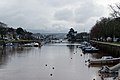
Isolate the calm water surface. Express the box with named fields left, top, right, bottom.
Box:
left=0, top=43, right=101, bottom=80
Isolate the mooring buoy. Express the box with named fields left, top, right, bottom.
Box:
left=52, top=67, right=54, bottom=69
left=81, top=54, right=82, bottom=56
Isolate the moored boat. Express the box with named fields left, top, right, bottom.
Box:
left=83, top=47, right=99, bottom=53
left=33, top=42, right=39, bottom=47
left=88, top=57, right=120, bottom=65
left=23, top=42, right=39, bottom=47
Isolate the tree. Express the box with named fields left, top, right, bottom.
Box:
left=16, top=27, right=24, bottom=35
left=90, top=3, right=120, bottom=41
left=24, top=30, right=33, bottom=40
left=90, top=17, right=120, bottom=41
left=0, top=22, right=7, bottom=39
left=0, top=22, right=7, bottom=28
left=16, top=27, right=25, bottom=40
left=109, top=3, right=120, bottom=40
left=7, top=27, right=14, bottom=32
left=0, top=27, right=7, bottom=39
left=7, top=27, right=16, bottom=40
left=66, top=28, right=77, bottom=42
left=109, top=3, right=120, bottom=18
left=90, top=17, right=112, bottom=40
left=76, top=32, right=89, bottom=42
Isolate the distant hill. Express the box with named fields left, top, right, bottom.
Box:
left=33, top=33, right=67, bottom=39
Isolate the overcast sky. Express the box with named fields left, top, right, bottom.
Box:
left=0, top=0, right=119, bottom=33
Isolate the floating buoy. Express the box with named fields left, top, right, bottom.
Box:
left=93, top=78, right=95, bottom=80
left=45, top=64, right=47, bottom=66
left=74, top=53, right=75, bottom=54
left=81, top=54, right=82, bottom=56
left=52, top=67, right=54, bottom=69
left=71, top=58, right=72, bottom=59
left=50, top=74, right=53, bottom=76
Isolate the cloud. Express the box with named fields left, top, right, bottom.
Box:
left=0, top=0, right=52, bottom=29
left=54, top=8, right=74, bottom=21
left=0, top=0, right=118, bottom=33
left=74, top=2, right=104, bottom=23
left=42, top=0, right=83, bottom=7
left=54, top=1, right=104, bottom=23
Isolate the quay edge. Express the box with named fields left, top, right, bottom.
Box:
left=90, top=40, right=120, bottom=57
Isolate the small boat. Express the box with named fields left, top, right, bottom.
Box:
left=88, top=57, right=120, bottom=65
left=98, top=65, right=110, bottom=73
left=98, top=63, right=120, bottom=79
left=79, top=41, right=91, bottom=48
left=24, top=43, right=33, bottom=47
left=6, top=43, right=14, bottom=46
left=33, top=42, right=39, bottom=47
left=81, top=46, right=92, bottom=51
left=101, top=56, right=113, bottom=60
left=23, top=42, right=39, bottom=47
left=83, top=47, right=99, bottom=53
left=98, top=65, right=118, bottom=75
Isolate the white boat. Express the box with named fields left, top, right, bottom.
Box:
left=88, top=57, right=120, bottom=65
left=83, top=47, right=99, bottom=53
left=24, top=43, right=33, bottom=47
left=33, top=42, right=39, bottom=47
left=79, top=41, right=91, bottom=48
left=23, top=42, right=39, bottom=47
left=101, top=56, right=113, bottom=60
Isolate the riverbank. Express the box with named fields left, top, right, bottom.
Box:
left=0, top=40, right=42, bottom=48
left=91, top=40, right=120, bottom=57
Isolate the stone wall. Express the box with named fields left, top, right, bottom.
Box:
left=91, top=41, right=120, bottom=57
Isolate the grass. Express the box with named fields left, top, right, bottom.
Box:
left=112, top=42, right=120, bottom=44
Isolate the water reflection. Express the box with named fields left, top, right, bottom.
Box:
left=90, top=51, right=120, bottom=59
left=0, top=49, right=7, bottom=68
left=0, top=43, right=102, bottom=80
left=0, top=47, right=35, bottom=68
left=66, top=45, right=75, bottom=54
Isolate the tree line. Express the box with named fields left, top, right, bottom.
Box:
left=66, top=28, right=89, bottom=42
left=0, top=22, right=34, bottom=40
left=90, top=3, right=120, bottom=42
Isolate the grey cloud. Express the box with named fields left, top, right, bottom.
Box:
left=0, top=0, right=114, bottom=33
left=74, top=2, right=104, bottom=23
left=42, top=0, right=84, bottom=7
left=51, top=23, right=73, bottom=33
left=0, top=0, right=52, bottom=29
left=54, top=1, right=104, bottom=23
left=54, top=9, right=73, bottom=21
left=74, top=17, right=98, bottom=33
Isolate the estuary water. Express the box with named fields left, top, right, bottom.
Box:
left=0, top=43, right=101, bottom=80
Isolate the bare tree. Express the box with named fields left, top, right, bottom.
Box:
left=109, top=3, right=120, bottom=18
